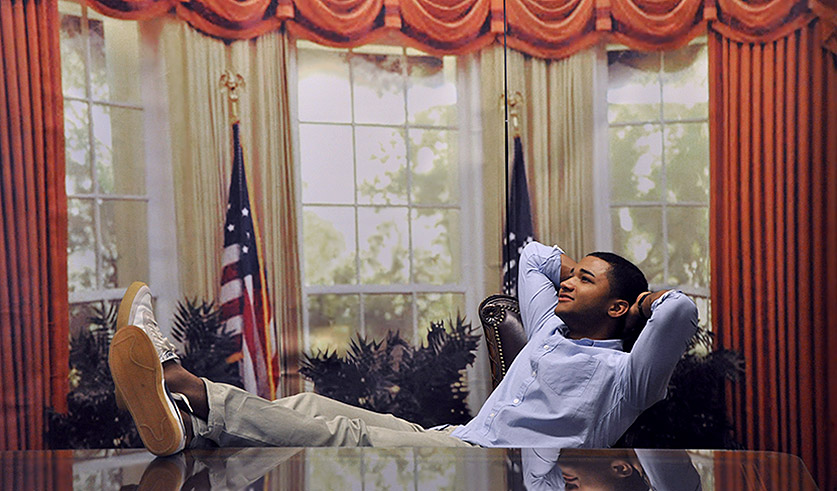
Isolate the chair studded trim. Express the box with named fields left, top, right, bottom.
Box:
left=479, top=294, right=525, bottom=389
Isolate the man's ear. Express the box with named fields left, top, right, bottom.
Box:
left=608, top=299, right=630, bottom=319
left=609, top=459, right=634, bottom=478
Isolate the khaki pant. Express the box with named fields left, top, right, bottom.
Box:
left=189, top=380, right=475, bottom=448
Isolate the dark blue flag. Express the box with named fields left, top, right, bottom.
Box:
left=502, top=136, right=535, bottom=297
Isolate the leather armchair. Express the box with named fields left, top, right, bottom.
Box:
left=478, top=294, right=528, bottom=389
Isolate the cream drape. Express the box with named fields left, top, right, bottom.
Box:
left=480, top=45, right=596, bottom=283
left=525, top=50, right=596, bottom=260
left=161, top=22, right=303, bottom=395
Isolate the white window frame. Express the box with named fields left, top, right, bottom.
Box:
left=61, top=2, right=179, bottom=329
left=593, top=40, right=711, bottom=307
left=289, top=42, right=487, bottom=401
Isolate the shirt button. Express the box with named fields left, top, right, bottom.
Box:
left=543, top=344, right=550, bottom=350
left=489, top=412, right=495, bottom=417
left=513, top=398, right=520, bottom=404
left=532, top=371, right=537, bottom=377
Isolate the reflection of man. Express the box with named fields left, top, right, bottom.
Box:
left=109, top=240, right=697, bottom=456
left=522, top=448, right=702, bottom=491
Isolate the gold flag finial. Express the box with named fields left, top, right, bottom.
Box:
left=220, top=70, right=245, bottom=122
left=500, top=91, right=524, bottom=137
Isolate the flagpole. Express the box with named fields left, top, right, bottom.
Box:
left=502, top=2, right=511, bottom=296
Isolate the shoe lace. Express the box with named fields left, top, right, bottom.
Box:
left=143, top=311, right=177, bottom=353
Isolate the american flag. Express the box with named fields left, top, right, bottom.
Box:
left=219, top=122, right=279, bottom=400
left=502, top=135, right=535, bottom=297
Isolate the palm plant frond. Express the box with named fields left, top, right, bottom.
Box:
left=300, top=314, right=480, bottom=428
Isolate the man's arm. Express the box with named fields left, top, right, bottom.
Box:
left=625, top=290, right=699, bottom=409
left=517, top=242, right=574, bottom=339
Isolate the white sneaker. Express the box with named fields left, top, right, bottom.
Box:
left=117, top=281, right=180, bottom=364
left=109, top=326, right=187, bottom=456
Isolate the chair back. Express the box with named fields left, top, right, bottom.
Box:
left=479, top=294, right=527, bottom=389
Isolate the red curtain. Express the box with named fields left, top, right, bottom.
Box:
left=709, top=13, right=837, bottom=490
left=85, top=0, right=813, bottom=58
left=0, top=0, right=69, bottom=450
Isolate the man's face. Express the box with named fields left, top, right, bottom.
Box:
left=558, top=460, right=644, bottom=491
left=554, top=255, right=616, bottom=323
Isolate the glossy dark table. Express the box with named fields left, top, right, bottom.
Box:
left=0, top=447, right=818, bottom=490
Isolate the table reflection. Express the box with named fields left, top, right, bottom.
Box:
left=0, top=447, right=818, bottom=490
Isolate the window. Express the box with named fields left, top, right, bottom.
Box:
left=60, top=2, right=177, bottom=335
left=604, top=42, right=711, bottom=324
left=295, top=42, right=477, bottom=354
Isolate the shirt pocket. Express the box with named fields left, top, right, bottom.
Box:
left=540, top=354, right=600, bottom=399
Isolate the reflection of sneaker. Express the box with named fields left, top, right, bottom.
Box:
left=109, top=325, right=186, bottom=456
left=137, top=455, right=186, bottom=491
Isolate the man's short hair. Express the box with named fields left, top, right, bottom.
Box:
left=586, top=252, right=648, bottom=352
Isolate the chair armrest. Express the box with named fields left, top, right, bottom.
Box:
left=479, top=294, right=527, bottom=389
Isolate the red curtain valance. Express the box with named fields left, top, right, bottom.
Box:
left=85, top=0, right=822, bottom=57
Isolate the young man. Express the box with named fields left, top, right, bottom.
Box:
left=109, top=241, right=697, bottom=455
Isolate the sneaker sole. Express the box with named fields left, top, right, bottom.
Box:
left=109, top=326, right=185, bottom=456
left=114, top=281, right=148, bottom=410
left=137, top=457, right=185, bottom=491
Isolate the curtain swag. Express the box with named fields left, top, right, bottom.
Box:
left=86, top=0, right=828, bottom=57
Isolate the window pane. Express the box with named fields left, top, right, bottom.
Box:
left=306, top=449, right=363, bottom=490
left=100, top=200, right=148, bottom=289
left=303, top=207, right=357, bottom=286
left=364, top=294, right=412, bottom=341
left=60, top=13, right=86, bottom=99
left=416, top=293, right=466, bottom=342
left=609, top=124, right=662, bottom=202
left=93, top=104, right=145, bottom=195
left=695, top=296, right=711, bottom=331
left=69, top=301, right=102, bottom=338
left=607, top=51, right=660, bottom=124
left=69, top=300, right=117, bottom=338
left=666, top=206, right=709, bottom=289
left=364, top=448, right=413, bottom=489
left=662, top=44, right=708, bottom=120
left=417, top=448, right=459, bottom=489
left=308, top=294, right=359, bottom=355
left=352, top=53, right=406, bottom=125
left=299, top=124, right=354, bottom=204
left=68, top=198, right=96, bottom=292
left=64, top=100, right=92, bottom=194
left=87, top=18, right=110, bottom=101
left=358, top=207, right=409, bottom=284
left=297, top=48, right=351, bottom=123
left=412, top=208, right=460, bottom=284
left=356, top=126, right=407, bottom=205
left=409, top=129, right=459, bottom=205
left=665, top=122, right=710, bottom=203
left=611, top=207, right=664, bottom=285
left=408, top=55, right=457, bottom=126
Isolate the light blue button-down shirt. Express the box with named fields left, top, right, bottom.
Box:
left=451, top=242, right=698, bottom=448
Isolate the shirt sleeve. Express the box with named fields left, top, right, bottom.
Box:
left=625, top=291, right=699, bottom=409
left=521, top=448, right=565, bottom=491
left=517, top=241, right=564, bottom=339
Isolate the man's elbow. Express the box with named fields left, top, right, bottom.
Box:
left=663, top=292, right=700, bottom=340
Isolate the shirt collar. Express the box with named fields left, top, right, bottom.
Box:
left=557, top=323, right=624, bottom=350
